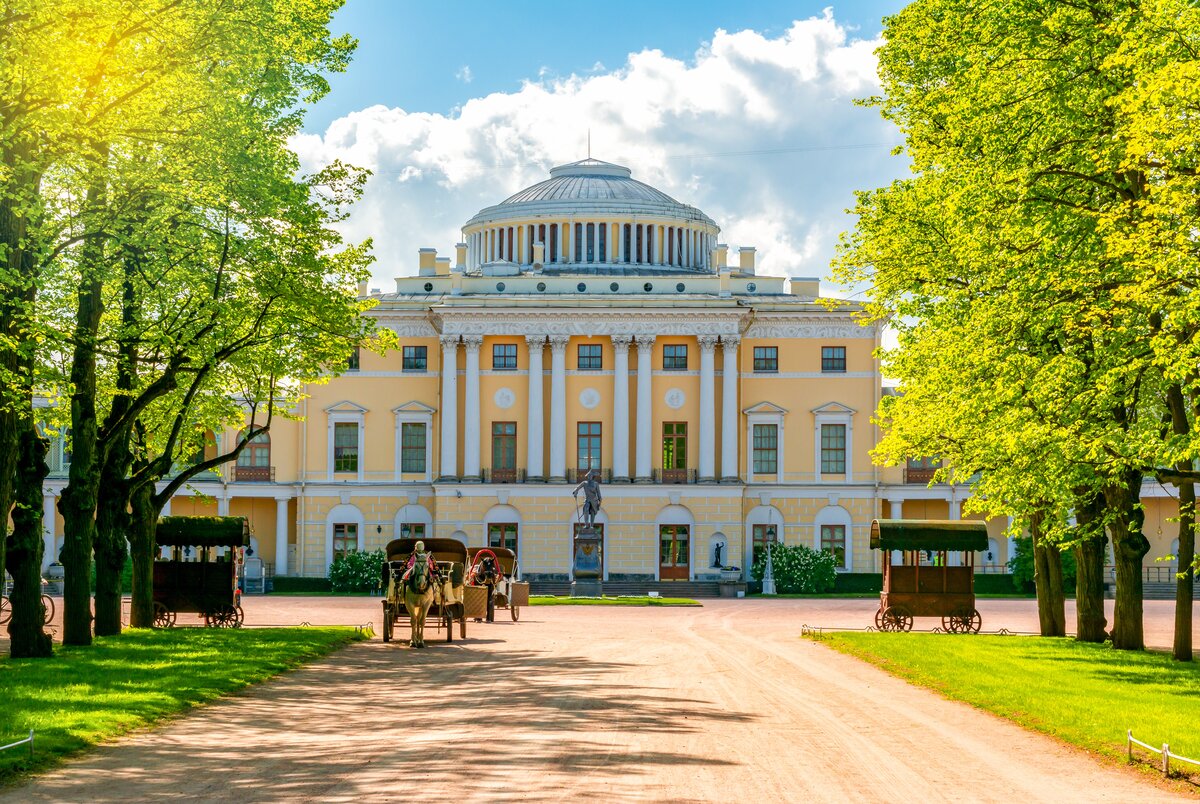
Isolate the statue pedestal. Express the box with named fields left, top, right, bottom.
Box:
left=571, top=524, right=603, bottom=597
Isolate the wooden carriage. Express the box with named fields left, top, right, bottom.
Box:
left=871, top=519, right=988, bottom=633
left=381, top=537, right=475, bottom=643
left=466, top=546, right=530, bottom=622
left=153, top=516, right=249, bottom=627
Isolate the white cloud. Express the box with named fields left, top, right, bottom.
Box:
left=291, top=10, right=906, bottom=287
left=455, top=65, right=472, bottom=84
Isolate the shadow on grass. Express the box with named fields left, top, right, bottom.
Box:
left=3, top=635, right=754, bottom=802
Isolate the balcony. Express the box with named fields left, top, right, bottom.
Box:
left=653, top=468, right=697, bottom=484
left=566, top=468, right=613, bottom=484
left=232, top=465, right=275, bottom=483
left=480, top=468, right=526, bottom=484
left=904, top=466, right=940, bottom=484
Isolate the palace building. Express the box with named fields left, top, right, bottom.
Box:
left=36, top=159, right=1186, bottom=586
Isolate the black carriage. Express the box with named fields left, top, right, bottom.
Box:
left=871, top=519, right=988, bottom=633
left=466, top=546, right=529, bottom=622
left=152, top=516, right=249, bottom=628
left=380, top=537, right=473, bottom=643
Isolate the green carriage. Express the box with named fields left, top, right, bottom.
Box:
left=153, top=516, right=249, bottom=628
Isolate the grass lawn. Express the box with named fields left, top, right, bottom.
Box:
left=0, top=627, right=363, bottom=782
left=530, top=595, right=700, bottom=606
left=817, top=632, right=1200, bottom=768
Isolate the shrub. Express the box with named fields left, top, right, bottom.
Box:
left=750, top=542, right=837, bottom=594
left=328, top=549, right=386, bottom=593
left=1008, top=536, right=1076, bottom=593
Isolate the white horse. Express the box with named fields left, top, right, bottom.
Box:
left=402, top=556, right=438, bottom=648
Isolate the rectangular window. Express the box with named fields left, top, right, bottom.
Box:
left=347, top=347, right=360, bottom=371
left=333, top=422, right=359, bottom=473
left=492, top=343, right=518, bottom=370
left=488, top=522, right=518, bottom=556
left=821, top=524, right=847, bottom=569
left=662, top=344, right=688, bottom=370
left=400, top=422, right=426, bottom=473
left=752, top=523, right=778, bottom=566
left=821, top=424, right=846, bottom=474
left=821, top=346, right=846, bottom=373
left=332, top=523, right=358, bottom=557
left=752, top=424, right=778, bottom=474
left=402, top=345, right=427, bottom=372
left=492, top=422, right=517, bottom=470
left=577, top=422, right=602, bottom=471
left=753, top=346, right=778, bottom=373
left=662, top=422, right=687, bottom=470
left=399, top=523, right=425, bottom=539
left=577, top=344, right=603, bottom=370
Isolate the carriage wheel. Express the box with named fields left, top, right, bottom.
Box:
left=879, top=606, right=913, bottom=632
left=511, top=604, right=520, bottom=622
left=873, top=607, right=883, bottom=630
left=153, top=602, right=176, bottom=628
left=944, top=607, right=981, bottom=634
left=0, top=595, right=11, bottom=625
left=230, top=605, right=245, bottom=628
left=40, top=594, right=55, bottom=625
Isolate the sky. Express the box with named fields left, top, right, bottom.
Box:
left=293, top=0, right=911, bottom=293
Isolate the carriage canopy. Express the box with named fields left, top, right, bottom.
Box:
left=156, top=516, right=250, bottom=548
left=385, top=537, right=468, bottom=565
left=869, top=519, right=988, bottom=552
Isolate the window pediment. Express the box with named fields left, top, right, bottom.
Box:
left=324, top=400, right=369, bottom=414
left=811, top=401, right=856, bottom=416
left=742, top=401, right=789, bottom=416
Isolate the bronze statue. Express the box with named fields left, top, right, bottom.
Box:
left=572, top=470, right=602, bottom=529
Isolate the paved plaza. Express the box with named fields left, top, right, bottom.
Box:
left=4, top=597, right=1192, bottom=802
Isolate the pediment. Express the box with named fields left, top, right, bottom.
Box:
left=392, top=400, right=437, bottom=415
left=324, top=400, right=369, bottom=414
left=811, top=401, right=856, bottom=416
left=742, top=401, right=789, bottom=416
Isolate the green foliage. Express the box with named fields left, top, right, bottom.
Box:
left=0, top=627, right=363, bottom=780
left=327, top=549, right=385, bottom=593
left=1007, top=537, right=1076, bottom=594
left=833, top=573, right=884, bottom=594
left=820, top=633, right=1200, bottom=764
left=750, top=543, right=837, bottom=594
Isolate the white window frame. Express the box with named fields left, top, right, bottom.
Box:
left=812, top=402, right=856, bottom=483
left=325, top=401, right=368, bottom=481
left=742, top=402, right=788, bottom=484
left=813, top=504, right=853, bottom=572
left=393, top=401, right=436, bottom=482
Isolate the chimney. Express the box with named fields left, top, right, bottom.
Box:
left=418, top=247, right=437, bottom=277
left=435, top=256, right=451, bottom=276
left=357, top=279, right=368, bottom=297
left=455, top=242, right=467, bottom=271
left=738, top=247, right=756, bottom=274
left=714, top=243, right=729, bottom=270
left=532, top=242, right=545, bottom=269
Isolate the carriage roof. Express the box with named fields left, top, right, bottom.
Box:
left=467, top=546, right=517, bottom=573
left=385, top=537, right=468, bottom=564
left=869, top=519, right=988, bottom=552
left=156, top=516, right=250, bottom=548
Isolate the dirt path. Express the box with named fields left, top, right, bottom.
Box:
left=3, top=600, right=1185, bottom=802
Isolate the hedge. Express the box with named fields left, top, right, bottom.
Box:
left=270, top=577, right=332, bottom=594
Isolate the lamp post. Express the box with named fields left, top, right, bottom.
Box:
left=763, top=538, right=777, bottom=595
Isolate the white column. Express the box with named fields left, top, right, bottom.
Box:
left=42, top=491, right=56, bottom=569
left=888, top=499, right=903, bottom=519
left=949, top=495, right=961, bottom=519
left=526, top=335, right=545, bottom=480
left=439, top=335, right=459, bottom=479
left=217, top=494, right=230, bottom=516
left=463, top=335, right=482, bottom=480
left=639, top=224, right=647, bottom=264
left=274, top=496, right=290, bottom=576
left=721, top=336, right=739, bottom=481
left=698, top=335, right=717, bottom=481
left=559, top=222, right=567, bottom=263
left=612, top=335, right=632, bottom=481
left=635, top=335, right=655, bottom=481
left=549, top=335, right=569, bottom=482
left=684, top=227, right=691, bottom=267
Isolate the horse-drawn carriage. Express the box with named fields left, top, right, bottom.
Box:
left=870, top=519, right=988, bottom=633
left=381, top=538, right=475, bottom=646
left=466, top=546, right=530, bottom=622
left=152, top=516, right=248, bottom=628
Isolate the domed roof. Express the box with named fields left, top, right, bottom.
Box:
left=464, top=158, right=717, bottom=229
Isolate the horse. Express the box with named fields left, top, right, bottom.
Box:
left=403, top=554, right=440, bottom=648
left=469, top=550, right=504, bottom=623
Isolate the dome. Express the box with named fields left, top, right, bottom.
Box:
left=464, top=158, right=717, bottom=229
left=462, top=158, right=720, bottom=275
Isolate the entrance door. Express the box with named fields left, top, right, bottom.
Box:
left=659, top=525, right=690, bottom=580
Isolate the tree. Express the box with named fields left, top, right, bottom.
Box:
left=836, top=0, right=1200, bottom=651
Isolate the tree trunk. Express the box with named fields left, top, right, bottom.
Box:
left=128, top=482, right=157, bottom=628
left=93, top=483, right=129, bottom=636
left=1105, top=471, right=1149, bottom=651
left=58, top=145, right=108, bottom=646
left=1072, top=487, right=1108, bottom=643
left=1173, top=480, right=1194, bottom=661
left=7, top=420, right=52, bottom=657
left=1030, top=510, right=1066, bottom=637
